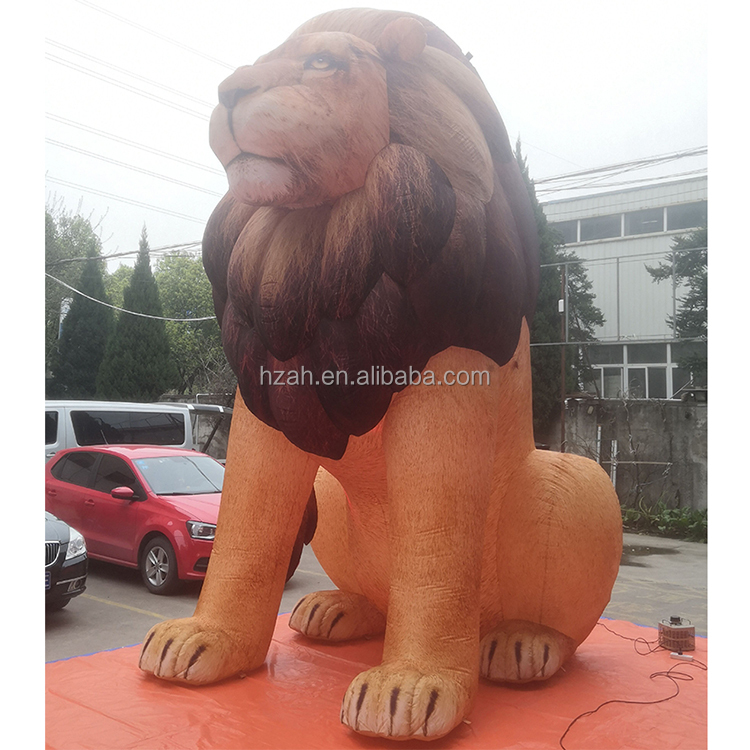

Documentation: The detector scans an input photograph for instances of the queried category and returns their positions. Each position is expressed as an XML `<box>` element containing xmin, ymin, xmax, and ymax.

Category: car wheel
<box><xmin>140</xmin><ymin>536</ymin><xmax>180</xmax><ymax>595</ymax></box>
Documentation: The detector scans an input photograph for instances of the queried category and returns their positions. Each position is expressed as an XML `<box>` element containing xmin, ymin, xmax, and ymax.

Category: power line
<box><xmin>45</xmin><ymin>177</ymin><xmax>208</xmax><ymax>223</ymax></box>
<box><xmin>534</xmin><ymin>149</ymin><xmax>707</xmax><ymax>196</ymax></box>
<box><xmin>537</xmin><ymin>162</ymin><xmax>698</xmax><ymax>196</ymax></box>
<box><xmin>46</xmin><ymin>241</ymin><xmax>203</xmax><ymax>269</ymax></box>
<box><xmin>46</xmin><ymin>272</ymin><xmax>216</xmax><ymax>322</ymax></box>
<box><xmin>536</xmin><ymin>168</ymin><xmax>707</xmax><ymax>196</ymax></box>
<box><xmin>46</xmin><ymin>39</ymin><xmax>215</xmax><ymax>108</ymax></box>
<box><xmin>534</xmin><ymin>147</ymin><xmax>707</xmax><ymax>186</ymax></box>
<box><xmin>520</xmin><ymin>140</ymin><xmax>585</xmax><ymax>170</ymax></box>
<box><xmin>72</xmin><ymin>0</ymin><xmax>235</xmax><ymax>70</ymax></box>
<box><xmin>46</xmin><ymin>53</ymin><xmax>210</xmax><ymax>120</ymax></box>
<box><xmin>46</xmin><ymin>138</ymin><xmax>223</xmax><ymax>197</ymax></box>
<box><xmin>46</xmin><ymin>114</ymin><xmax>224</xmax><ymax>176</ymax></box>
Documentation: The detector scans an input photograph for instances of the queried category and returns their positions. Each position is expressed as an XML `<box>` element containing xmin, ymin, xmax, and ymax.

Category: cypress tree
<box><xmin>97</xmin><ymin>227</ymin><xmax>179</xmax><ymax>401</ymax></box>
<box><xmin>52</xmin><ymin>251</ymin><xmax>113</xmax><ymax>397</ymax></box>
<box><xmin>515</xmin><ymin>141</ymin><xmax>564</xmax><ymax>437</ymax></box>
<box><xmin>646</xmin><ymin>225</ymin><xmax>707</xmax><ymax>386</ymax></box>
<box><xmin>514</xmin><ymin>141</ymin><xmax>604</xmax><ymax>439</ymax></box>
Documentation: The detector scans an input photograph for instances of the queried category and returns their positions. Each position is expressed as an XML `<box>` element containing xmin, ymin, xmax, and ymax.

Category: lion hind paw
<box><xmin>288</xmin><ymin>590</ymin><xmax>385</xmax><ymax>642</ymax></box>
<box><xmin>480</xmin><ymin>620</ymin><xmax>575</xmax><ymax>683</ymax></box>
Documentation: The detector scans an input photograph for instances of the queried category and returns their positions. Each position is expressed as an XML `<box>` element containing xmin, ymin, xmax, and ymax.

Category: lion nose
<box><xmin>218</xmin><ymin>86</ymin><xmax>260</xmax><ymax>110</ymax></box>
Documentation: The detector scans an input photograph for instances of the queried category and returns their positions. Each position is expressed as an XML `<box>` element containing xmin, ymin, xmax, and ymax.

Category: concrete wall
<box><xmin>564</xmin><ymin>397</ymin><xmax>707</xmax><ymax>511</ymax></box>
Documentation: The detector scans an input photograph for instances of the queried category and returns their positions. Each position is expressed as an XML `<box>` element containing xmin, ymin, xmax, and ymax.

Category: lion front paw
<box><xmin>341</xmin><ymin>663</ymin><xmax>472</xmax><ymax>740</ymax></box>
<box><xmin>289</xmin><ymin>590</ymin><xmax>385</xmax><ymax>642</ymax></box>
<box><xmin>138</xmin><ymin>617</ymin><xmax>260</xmax><ymax>684</ymax></box>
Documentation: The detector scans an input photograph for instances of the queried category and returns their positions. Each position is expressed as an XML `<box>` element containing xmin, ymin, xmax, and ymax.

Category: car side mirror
<box><xmin>111</xmin><ymin>486</ymin><xmax>136</xmax><ymax>501</ymax></box>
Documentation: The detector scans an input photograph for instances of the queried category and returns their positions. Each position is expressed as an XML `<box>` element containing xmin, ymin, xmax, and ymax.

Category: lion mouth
<box><xmin>225</xmin><ymin>152</ymin><xmax>299</xmax><ymax>207</ymax></box>
<box><xmin>227</xmin><ymin>152</ymin><xmax>288</xmax><ymax>169</ymax></box>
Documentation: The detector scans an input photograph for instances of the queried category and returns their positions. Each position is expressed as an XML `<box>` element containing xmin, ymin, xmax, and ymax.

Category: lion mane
<box><xmin>202</xmin><ymin>8</ymin><xmax>539</xmax><ymax>459</ymax></box>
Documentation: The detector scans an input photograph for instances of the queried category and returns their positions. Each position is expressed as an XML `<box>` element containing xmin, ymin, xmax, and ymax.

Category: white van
<box><xmin>45</xmin><ymin>401</ymin><xmax>232</xmax><ymax>463</ymax></box>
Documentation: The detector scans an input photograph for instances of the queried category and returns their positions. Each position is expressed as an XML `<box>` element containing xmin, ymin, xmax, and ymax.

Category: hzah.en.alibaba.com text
<box><xmin>259</xmin><ymin>366</ymin><xmax>491</xmax><ymax>387</ymax></box>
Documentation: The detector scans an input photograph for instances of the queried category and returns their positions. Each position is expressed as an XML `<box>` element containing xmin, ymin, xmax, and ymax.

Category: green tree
<box><xmin>154</xmin><ymin>253</ymin><xmax>227</xmax><ymax>395</ymax></box>
<box><xmin>646</xmin><ymin>225</ymin><xmax>707</xmax><ymax>386</ymax></box>
<box><xmin>97</xmin><ymin>228</ymin><xmax>179</xmax><ymax>400</ymax></box>
<box><xmin>51</xmin><ymin>249</ymin><xmax>113</xmax><ymax>398</ymax></box>
<box><xmin>104</xmin><ymin>265</ymin><xmax>134</xmax><ymax>310</ymax></box>
<box><xmin>45</xmin><ymin>206</ymin><xmax>95</xmax><ymax>378</ymax></box>
<box><xmin>515</xmin><ymin>141</ymin><xmax>605</xmax><ymax>437</ymax></box>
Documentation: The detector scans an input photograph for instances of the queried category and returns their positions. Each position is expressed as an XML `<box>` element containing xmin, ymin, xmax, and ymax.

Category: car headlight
<box><xmin>186</xmin><ymin>521</ymin><xmax>216</xmax><ymax>540</ymax></box>
<box><xmin>65</xmin><ymin>528</ymin><xmax>86</xmax><ymax>560</ymax></box>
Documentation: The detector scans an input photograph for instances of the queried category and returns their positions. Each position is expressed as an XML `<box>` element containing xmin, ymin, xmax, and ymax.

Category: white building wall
<box><xmin>543</xmin><ymin>177</ymin><xmax>707</xmax><ymax>222</ymax></box>
<box><xmin>540</xmin><ymin>176</ymin><xmax>707</xmax><ymax>399</ymax></box>
<box><xmin>542</xmin><ymin>176</ymin><xmax>706</xmax><ymax>342</ymax></box>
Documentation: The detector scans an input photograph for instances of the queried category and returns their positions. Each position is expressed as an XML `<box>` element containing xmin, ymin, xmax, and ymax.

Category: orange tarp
<box><xmin>46</xmin><ymin>615</ymin><xmax>707</xmax><ymax>749</ymax></box>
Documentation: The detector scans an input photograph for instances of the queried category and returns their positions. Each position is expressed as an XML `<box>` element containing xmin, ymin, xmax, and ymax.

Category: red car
<box><xmin>45</xmin><ymin>445</ymin><xmax>223</xmax><ymax>594</ymax></box>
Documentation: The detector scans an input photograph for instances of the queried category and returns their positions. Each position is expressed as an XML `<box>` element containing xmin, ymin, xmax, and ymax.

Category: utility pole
<box><xmin>559</xmin><ymin>264</ymin><xmax>566</xmax><ymax>453</ymax></box>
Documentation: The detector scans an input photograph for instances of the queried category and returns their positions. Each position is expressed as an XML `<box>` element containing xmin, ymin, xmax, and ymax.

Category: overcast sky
<box><xmin>42</xmin><ymin>0</ymin><xmax>707</xmax><ymax>271</ymax></box>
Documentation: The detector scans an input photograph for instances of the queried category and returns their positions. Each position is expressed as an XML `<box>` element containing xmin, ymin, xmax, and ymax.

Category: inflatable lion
<box><xmin>139</xmin><ymin>8</ymin><xmax>622</xmax><ymax>741</ymax></box>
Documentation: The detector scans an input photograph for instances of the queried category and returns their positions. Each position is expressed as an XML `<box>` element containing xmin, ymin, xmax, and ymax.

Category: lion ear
<box><xmin>376</xmin><ymin>17</ymin><xmax>427</xmax><ymax>62</ymax></box>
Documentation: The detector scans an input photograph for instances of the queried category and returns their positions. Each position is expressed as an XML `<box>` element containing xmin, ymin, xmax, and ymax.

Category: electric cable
<box><xmin>45</xmin><ymin>241</ymin><xmax>203</xmax><ymax>269</ymax></box>
<box><xmin>45</xmin><ymin>177</ymin><xmax>208</xmax><ymax>223</ymax></box>
<box><xmin>46</xmin><ymin>138</ymin><xmax>223</xmax><ymax>197</ymax></box>
<box><xmin>72</xmin><ymin>0</ymin><xmax>235</xmax><ymax>70</ymax></box>
<box><xmin>558</xmin><ymin>620</ymin><xmax>707</xmax><ymax>750</ymax></box>
<box><xmin>46</xmin><ymin>53</ymin><xmax>210</xmax><ymax>120</ymax></box>
<box><xmin>46</xmin><ymin>114</ymin><xmax>224</xmax><ymax>176</ymax></box>
<box><xmin>45</xmin><ymin>271</ymin><xmax>216</xmax><ymax>322</ymax></box>
<box><xmin>46</xmin><ymin>39</ymin><xmax>215</xmax><ymax>108</ymax></box>
<box><xmin>536</xmin><ymin>148</ymin><xmax>707</xmax><ymax>185</ymax></box>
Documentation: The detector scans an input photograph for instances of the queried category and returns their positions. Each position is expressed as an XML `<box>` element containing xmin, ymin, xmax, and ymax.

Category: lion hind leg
<box><xmin>479</xmin><ymin>620</ymin><xmax>575</xmax><ymax>683</ymax></box>
<box><xmin>289</xmin><ymin>590</ymin><xmax>385</xmax><ymax>642</ymax></box>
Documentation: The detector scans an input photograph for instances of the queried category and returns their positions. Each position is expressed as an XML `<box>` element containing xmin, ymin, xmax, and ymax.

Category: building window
<box><xmin>648</xmin><ymin>368</ymin><xmax>668</xmax><ymax>399</ymax></box>
<box><xmin>628</xmin><ymin>343</ymin><xmax>667</xmax><ymax>364</ymax></box>
<box><xmin>624</xmin><ymin>207</ymin><xmax>664</xmax><ymax>236</ymax></box>
<box><xmin>581</xmin><ymin>343</ymin><xmax>695</xmax><ymax>399</ymax></box>
<box><xmin>626</xmin><ymin>367</ymin><xmax>647</xmax><ymax>398</ymax></box>
<box><xmin>587</xmin><ymin>344</ymin><xmax>623</xmax><ymax>365</ymax></box>
<box><xmin>550</xmin><ymin>220</ymin><xmax>578</xmax><ymax>244</ymax></box>
<box><xmin>580</xmin><ymin>214</ymin><xmax>621</xmax><ymax>241</ymax></box>
<box><xmin>603</xmin><ymin>367</ymin><xmax>623</xmax><ymax>397</ymax></box>
<box><xmin>672</xmin><ymin>367</ymin><xmax>692</xmax><ymax>395</ymax></box>
<box><xmin>667</xmin><ymin>201</ymin><xmax>707</xmax><ymax>231</ymax></box>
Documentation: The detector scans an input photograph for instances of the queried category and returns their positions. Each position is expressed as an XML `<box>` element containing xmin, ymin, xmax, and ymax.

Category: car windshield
<box><xmin>132</xmin><ymin>455</ymin><xmax>224</xmax><ymax>496</ymax></box>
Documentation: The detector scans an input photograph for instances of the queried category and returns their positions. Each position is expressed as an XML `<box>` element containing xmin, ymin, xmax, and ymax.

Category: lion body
<box><xmin>311</xmin><ymin>326</ymin><xmax>622</xmax><ymax>649</ymax></box>
<box><xmin>140</xmin><ymin>9</ymin><xmax>622</xmax><ymax>741</ymax></box>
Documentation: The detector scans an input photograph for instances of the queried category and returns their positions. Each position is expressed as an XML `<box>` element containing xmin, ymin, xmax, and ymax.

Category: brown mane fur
<box><xmin>202</xmin><ymin>8</ymin><xmax>540</xmax><ymax>458</ymax></box>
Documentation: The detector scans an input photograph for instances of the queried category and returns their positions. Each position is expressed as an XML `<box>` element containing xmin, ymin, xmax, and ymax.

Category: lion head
<box><xmin>209</xmin><ymin>30</ymin><xmax>390</xmax><ymax>209</ymax></box>
<box><xmin>203</xmin><ymin>9</ymin><xmax>540</xmax><ymax>459</ymax></box>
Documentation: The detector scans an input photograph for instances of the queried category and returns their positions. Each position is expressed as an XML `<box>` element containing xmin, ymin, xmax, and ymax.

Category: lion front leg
<box><xmin>139</xmin><ymin>390</ymin><xmax>318</xmax><ymax>684</ymax></box>
<box><xmin>340</xmin><ymin>349</ymin><xmax>500</xmax><ymax>740</ymax></box>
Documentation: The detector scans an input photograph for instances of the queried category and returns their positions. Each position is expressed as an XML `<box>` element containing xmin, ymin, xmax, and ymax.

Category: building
<box><xmin>541</xmin><ymin>175</ymin><xmax>707</xmax><ymax>400</ymax></box>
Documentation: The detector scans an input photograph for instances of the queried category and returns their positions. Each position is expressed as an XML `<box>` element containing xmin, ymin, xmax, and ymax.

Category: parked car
<box><xmin>46</xmin><ymin>511</ymin><xmax>88</xmax><ymax>611</ymax></box>
<box><xmin>45</xmin><ymin>400</ymin><xmax>232</xmax><ymax>464</ymax></box>
<box><xmin>45</xmin><ymin>445</ymin><xmax>224</xmax><ymax>595</ymax></box>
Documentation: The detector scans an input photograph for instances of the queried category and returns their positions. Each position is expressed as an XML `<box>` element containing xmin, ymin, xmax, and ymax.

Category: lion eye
<box><xmin>305</xmin><ymin>54</ymin><xmax>336</xmax><ymax>71</ymax></box>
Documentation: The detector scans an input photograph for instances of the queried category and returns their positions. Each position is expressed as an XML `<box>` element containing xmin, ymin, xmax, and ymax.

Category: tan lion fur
<box><xmin>140</xmin><ymin>9</ymin><xmax>622</xmax><ymax>742</ymax></box>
